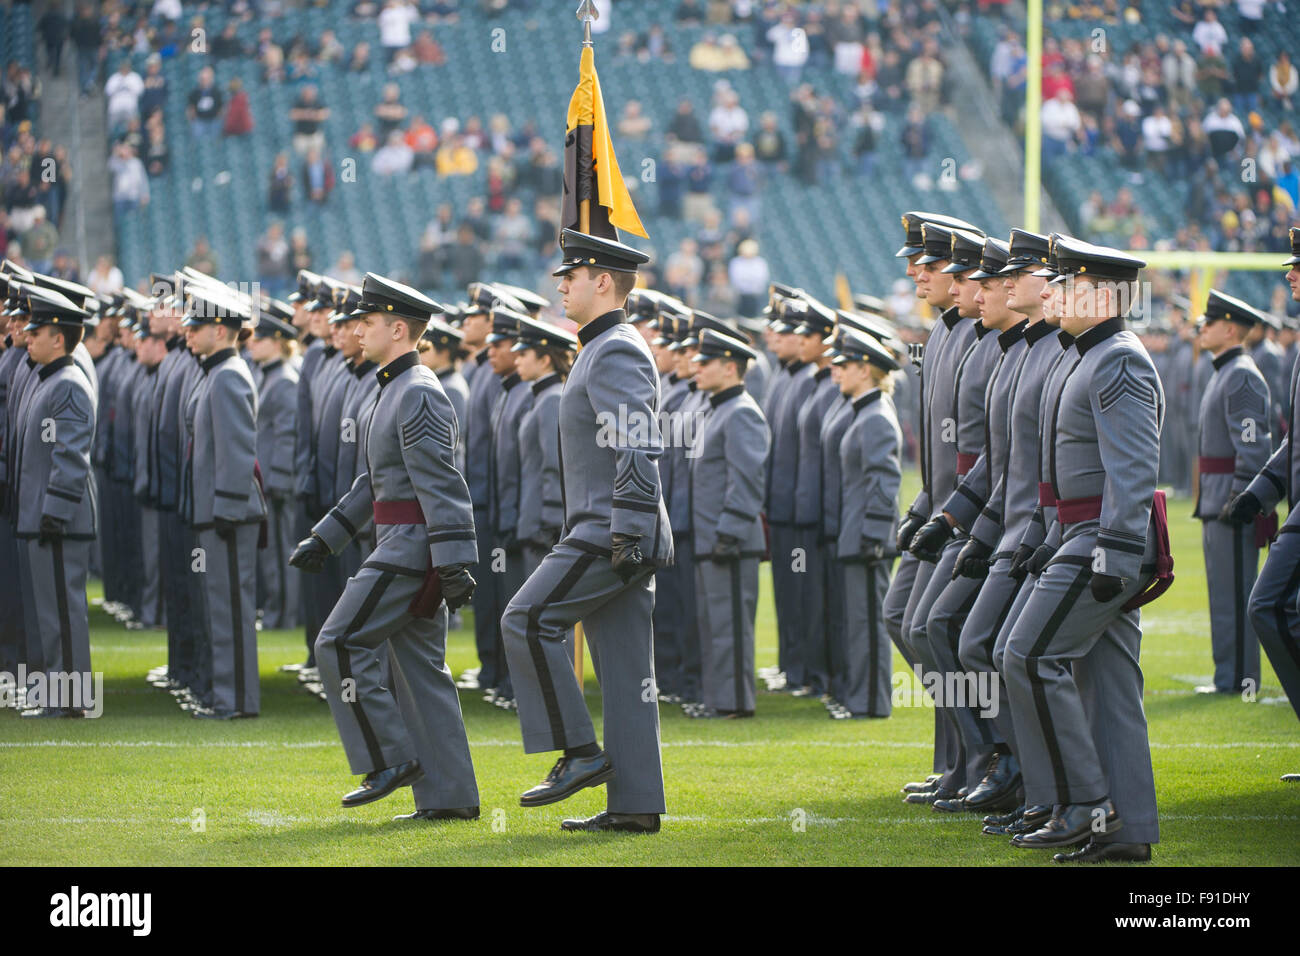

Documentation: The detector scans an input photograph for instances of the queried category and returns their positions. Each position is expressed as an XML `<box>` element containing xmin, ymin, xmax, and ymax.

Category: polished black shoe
<box><xmin>932</xmin><ymin>795</ymin><xmax>971</xmax><ymax>813</ymax></box>
<box><xmin>393</xmin><ymin>806</ymin><xmax>479</xmax><ymax>821</ymax></box>
<box><xmin>520</xmin><ymin>752</ymin><xmax>615</xmax><ymax>807</ymax></box>
<box><xmin>963</xmin><ymin>752</ymin><xmax>1022</xmax><ymax>811</ymax></box>
<box><xmin>903</xmin><ymin>786</ymin><xmax>958</xmax><ymax>805</ymax></box>
<box><xmin>19</xmin><ymin>706</ymin><xmax>65</xmax><ymax>718</ymax></box>
<box><xmin>192</xmin><ymin>707</ymin><xmax>242</xmax><ymax>720</ymax></box>
<box><xmin>559</xmin><ymin>810</ymin><xmax>660</xmax><ymax>833</ymax></box>
<box><xmin>687</xmin><ymin>707</ymin><xmax>754</xmax><ymax>719</ymax></box>
<box><xmin>1053</xmin><ymin>839</ymin><xmax>1151</xmax><ymax>863</ymax></box>
<box><xmin>1282</xmin><ymin>773</ymin><xmax>1299</xmax><ymax>783</ymax></box>
<box><xmin>1004</xmin><ymin>804</ymin><xmax>1053</xmax><ymax>835</ymax></box>
<box><xmin>342</xmin><ymin>760</ymin><xmax>424</xmax><ymax>807</ymax></box>
<box><xmin>983</xmin><ymin>805</ymin><xmax>1024</xmax><ymax>828</ymax></box>
<box><xmin>901</xmin><ymin>774</ymin><xmax>942</xmax><ymax>794</ymax></box>
<box><xmin>1012</xmin><ymin>801</ymin><xmax>1121</xmax><ymax>849</ymax></box>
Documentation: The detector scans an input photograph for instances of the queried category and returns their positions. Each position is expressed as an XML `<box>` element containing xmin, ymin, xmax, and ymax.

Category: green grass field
<box><xmin>2</xmin><ymin>477</ymin><xmax>1298</xmax><ymax>866</ymax></box>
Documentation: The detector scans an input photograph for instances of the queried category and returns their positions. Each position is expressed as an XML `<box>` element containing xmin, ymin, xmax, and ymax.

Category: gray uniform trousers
<box><xmin>315</xmin><ymin>568</ymin><xmax>479</xmax><ymax>809</ymax></box>
<box><xmin>1203</xmin><ymin>520</ymin><xmax>1262</xmax><ymax>693</ymax></box>
<box><xmin>887</xmin><ymin>552</ymin><xmax>954</xmax><ymax>774</ymax></box>
<box><xmin>669</xmin><ymin>534</ymin><xmax>700</xmax><ymax>701</ymax></box>
<box><xmin>1248</xmin><ymin>515</ymin><xmax>1300</xmax><ymax>721</ymax></box>
<box><xmin>840</xmin><ymin>557</ymin><xmax>893</xmax><ymax>716</ymax></box>
<box><xmin>958</xmin><ymin>558</ymin><xmax>1025</xmax><ymax>755</ymax></box>
<box><xmin>27</xmin><ymin>537</ymin><xmax>92</xmax><ymax>701</ymax></box>
<box><xmin>502</xmin><ymin>545</ymin><xmax>665</xmax><ymax>814</ymax></box>
<box><xmin>137</xmin><ymin>506</ymin><xmax>165</xmax><ymax>627</ymax></box>
<box><xmin>194</xmin><ymin>525</ymin><xmax>260</xmax><ymax>714</ymax></box>
<box><xmin>695</xmin><ymin>556</ymin><xmax>759</xmax><ymax>713</ymax></box>
<box><xmin>822</xmin><ymin>541</ymin><xmax>848</xmax><ymax>702</ymax></box>
<box><xmin>259</xmin><ymin>496</ymin><xmax>299</xmax><ymax>630</ymax></box>
<box><xmin>469</xmin><ymin>504</ymin><xmax>502</xmax><ymax>685</ymax></box>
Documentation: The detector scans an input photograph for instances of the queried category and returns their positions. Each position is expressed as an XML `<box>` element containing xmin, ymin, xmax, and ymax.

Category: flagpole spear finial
<box><xmin>576</xmin><ymin>0</ymin><xmax>597</xmax><ymax>47</ymax></box>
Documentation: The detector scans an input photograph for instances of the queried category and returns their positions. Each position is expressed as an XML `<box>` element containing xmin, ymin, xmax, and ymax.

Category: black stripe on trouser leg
<box><xmin>1025</xmin><ymin>566</ymin><xmax>1092</xmax><ymax>805</ymax></box>
<box><xmin>336</xmin><ymin>570</ymin><xmax>396</xmax><ymax>770</ymax></box>
<box><xmin>226</xmin><ymin>536</ymin><xmax>245</xmax><ymax>712</ymax></box>
<box><xmin>274</xmin><ymin>503</ymin><xmax>286</xmax><ymax>626</ymax></box>
<box><xmin>526</xmin><ymin>554</ymin><xmax>597</xmax><ymax>750</ymax></box>
<box><xmin>729</xmin><ymin>560</ymin><xmax>745</xmax><ymax>712</ymax></box>
<box><xmin>946</xmin><ymin>584</ymin><xmax>992</xmax><ymax>746</ymax></box>
<box><xmin>1269</xmin><ymin>557</ymin><xmax>1300</xmax><ymax>675</ymax></box>
<box><xmin>53</xmin><ymin>538</ymin><xmax>72</xmax><ymax>679</ymax></box>
<box><xmin>867</xmin><ymin>566</ymin><xmax>878</xmax><ymax>716</ymax></box>
<box><xmin>1232</xmin><ymin>524</ymin><xmax>1244</xmax><ymax>691</ymax></box>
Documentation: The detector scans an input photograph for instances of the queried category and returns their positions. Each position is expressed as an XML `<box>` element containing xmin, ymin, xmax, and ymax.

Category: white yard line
<box><xmin>1</xmin><ymin>738</ymin><xmax>1296</xmax><ymax>750</ymax></box>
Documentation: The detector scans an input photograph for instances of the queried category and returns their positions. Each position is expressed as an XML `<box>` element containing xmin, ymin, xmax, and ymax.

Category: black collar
<box><xmin>376</xmin><ymin>350</ymin><xmax>419</xmax><ymax>388</ymax></box>
<box><xmin>302</xmin><ymin>333</ymin><xmax>317</xmax><ymax>346</ymax></box>
<box><xmin>201</xmin><ymin>347</ymin><xmax>236</xmax><ymax>373</ymax></box>
<box><xmin>998</xmin><ymin>320</ymin><xmax>1029</xmax><ymax>352</ymax></box>
<box><xmin>785</xmin><ymin>359</ymin><xmax>808</xmax><ymax>375</ymax></box>
<box><xmin>474</xmin><ymin>347</ymin><xmax>490</xmax><ymax>365</ymax></box>
<box><xmin>145</xmin><ymin>362</ymin><xmax>160</xmax><ymax>375</ymax></box>
<box><xmin>1212</xmin><ymin>345</ymin><xmax>1244</xmax><ymax>370</ymax></box>
<box><xmin>323</xmin><ymin>345</ymin><xmax>338</xmax><ymax>358</ymax></box>
<box><xmin>577</xmin><ymin>309</ymin><xmax>625</xmax><ymax>346</ymax></box>
<box><xmin>25</xmin><ymin>356</ymin><xmax>36</xmax><ymax>370</ymax></box>
<box><xmin>501</xmin><ymin>371</ymin><xmax>521</xmax><ymax>391</ymax></box>
<box><xmin>435</xmin><ymin>366</ymin><xmax>457</xmax><ymax>380</ymax></box>
<box><xmin>687</xmin><ymin>380</ymin><xmax>698</xmax><ymax>392</ymax></box>
<box><xmin>814</xmin><ymin>365</ymin><xmax>831</xmax><ymax>381</ymax></box>
<box><xmin>852</xmin><ymin>388</ymin><xmax>883</xmax><ymax>411</ymax></box>
<box><xmin>973</xmin><ymin>318</ymin><xmax>992</xmax><ymax>339</ymax></box>
<box><xmin>167</xmin><ymin>335</ymin><xmax>183</xmax><ymax>351</ymax></box>
<box><xmin>37</xmin><ymin>353</ymin><xmax>74</xmax><ymax>380</ymax></box>
<box><xmin>1057</xmin><ymin>330</ymin><xmax>1075</xmax><ymax>348</ymax></box>
<box><xmin>261</xmin><ymin>359</ymin><xmax>283</xmax><ymax>374</ymax></box>
<box><xmin>1074</xmin><ymin>317</ymin><xmax>1125</xmax><ymax>355</ymax></box>
<box><xmin>709</xmin><ymin>383</ymin><xmax>745</xmax><ymax>407</ymax></box>
<box><xmin>1024</xmin><ymin>319</ymin><xmax>1056</xmax><ymax>346</ymax></box>
<box><xmin>940</xmin><ymin>306</ymin><xmax>962</xmax><ymax>330</ymax></box>
<box><xmin>352</xmin><ymin>359</ymin><xmax>376</xmax><ymax>379</ymax></box>
<box><xmin>667</xmin><ymin>371</ymin><xmax>680</xmax><ymax>384</ymax></box>
<box><xmin>531</xmin><ymin>372</ymin><xmax>562</xmax><ymax>395</ymax></box>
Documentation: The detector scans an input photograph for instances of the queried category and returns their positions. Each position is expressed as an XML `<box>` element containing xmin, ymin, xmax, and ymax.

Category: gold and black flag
<box><xmin>562</xmin><ymin>45</ymin><xmax>647</xmax><ymax>240</ymax></box>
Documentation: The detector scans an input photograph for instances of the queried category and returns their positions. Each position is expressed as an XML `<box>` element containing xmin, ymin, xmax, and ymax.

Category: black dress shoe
<box><xmin>393</xmin><ymin>806</ymin><xmax>480</xmax><ymax>821</ymax></box>
<box><xmin>342</xmin><ymin>760</ymin><xmax>424</xmax><ymax>807</ymax></box>
<box><xmin>1012</xmin><ymin>801</ymin><xmax>1121</xmax><ymax>848</ymax></box>
<box><xmin>192</xmin><ymin>707</ymin><xmax>239</xmax><ymax>720</ymax></box>
<box><xmin>1053</xmin><ymin>839</ymin><xmax>1151</xmax><ymax>863</ymax></box>
<box><xmin>1282</xmin><ymin>773</ymin><xmax>1299</xmax><ymax>783</ymax></box>
<box><xmin>901</xmin><ymin>774</ymin><xmax>942</xmax><ymax>793</ymax></box>
<box><xmin>963</xmin><ymin>752</ymin><xmax>1022</xmax><ymax>811</ymax></box>
<box><xmin>932</xmin><ymin>795</ymin><xmax>971</xmax><ymax>813</ymax></box>
<box><xmin>983</xmin><ymin>805</ymin><xmax>1024</xmax><ymax>828</ymax></box>
<box><xmin>687</xmin><ymin>707</ymin><xmax>754</xmax><ymax>719</ymax></box>
<box><xmin>903</xmin><ymin>786</ymin><xmax>958</xmax><ymax>805</ymax></box>
<box><xmin>1004</xmin><ymin>804</ymin><xmax>1053</xmax><ymax>835</ymax></box>
<box><xmin>559</xmin><ymin>810</ymin><xmax>660</xmax><ymax>833</ymax></box>
<box><xmin>520</xmin><ymin>752</ymin><xmax>615</xmax><ymax>807</ymax></box>
<box><xmin>19</xmin><ymin>706</ymin><xmax>65</xmax><ymax>718</ymax></box>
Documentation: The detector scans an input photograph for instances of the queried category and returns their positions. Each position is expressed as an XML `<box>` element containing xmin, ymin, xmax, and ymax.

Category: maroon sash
<box><xmin>1122</xmin><ymin>490</ymin><xmax>1174</xmax><ymax>611</ymax></box>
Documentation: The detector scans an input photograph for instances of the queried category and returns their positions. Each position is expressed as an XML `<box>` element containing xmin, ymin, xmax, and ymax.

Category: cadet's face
<box><xmin>905</xmin><ymin>253</ymin><xmax>922</xmax><ymax>284</ymax></box>
<box><xmin>27</xmin><ymin>325</ymin><xmax>60</xmax><ymax>364</ymax></box>
<box><xmin>1040</xmin><ymin>280</ymin><xmax>1062</xmax><ymax>324</ymax></box>
<box><xmin>1008</xmin><ymin>270</ymin><xmax>1046</xmax><ymax>313</ymax></box>
<box><xmin>357</xmin><ymin>312</ymin><xmax>406</xmax><ymax>364</ymax></box>
<box><xmin>633</xmin><ymin>321</ymin><xmax>656</xmax><ymax>347</ymax></box>
<box><xmin>774</xmin><ymin>331</ymin><xmax>800</xmax><ymax>361</ymax></box>
<box><xmin>1288</xmin><ymin>266</ymin><xmax>1299</xmax><ymax>301</ymax></box>
<box><xmin>918</xmin><ymin>261</ymin><xmax>953</xmax><ymax>307</ymax></box>
<box><xmin>514</xmin><ymin>346</ymin><xmax>545</xmax><ymax>381</ymax></box>
<box><xmin>1059</xmin><ymin>277</ymin><xmax>1109</xmax><ymax>336</ymax></box>
<box><xmin>308</xmin><ymin>307</ymin><xmax>331</xmax><ymax>339</ymax></box>
<box><xmin>693</xmin><ymin>355</ymin><xmax>724</xmax><ymax>391</ymax></box>
<box><xmin>185</xmin><ymin>322</ymin><xmax>223</xmax><ymax>357</ymax></box>
<box><xmin>829</xmin><ymin>363</ymin><xmax>843</xmax><ymax>387</ymax></box>
<box><xmin>652</xmin><ymin>342</ymin><xmax>675</xmax><ymax>374</ymax></box>
<box><xmin>837</xmin><ymin>359</ymin><xmax>869</xmax><ymax>396</ymax></box>
<box><xmin>557</xmin><ymin>267</ymin><xmax>598</xmax><ymax>323</ymax></box>
<box><xmin>249</xmin><ymin>335</ymin><xmax>278</xmax><ymax>363</ymax></box>
<box><xmin>487</xmin><ymin>338</ymin><xmax>516</xmax><ymax>375</ymax></box>
<box><xmin>461</xmin><ymin>311</ymin><xmax>490</xmax><ymax>347</ymax></box>
<box><xmin>950</xmin><ymin>274</ymin><xmax>981</xmax><ymax>318</ymax></box>
<box><xmin>675</xmin><ymin>346</ymin><xmax>697</xmax><ymax>378</ymax></box>
<box><xmin>338</xmin><ymin>319</ymin><xmax>363</xmax><ymax>359</ymax></box>
<box><xmin>798</xmin><ymin>331</ymin><xmax>826</xmax><ymax>364</ymax></box>
<box><xmin>1197</xmin><ymin>317</ymin><xmax>1240</xmax><ymax>353</ymax></box>
<box><xmin>291</xmin><ymin>302</ymin><xmax>310</xmax><ymax>330</ymax></box>
<box><xmin>976</xmin><ymin>277</ymin><xmax>1013</xmax><ymax>330</ymax></box>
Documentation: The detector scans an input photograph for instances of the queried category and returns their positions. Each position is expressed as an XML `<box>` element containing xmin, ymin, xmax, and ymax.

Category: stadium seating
<box><xmin>1</xmin><ymin>5</ymin><xmax>35</xmax><ymax>71</ymax></box>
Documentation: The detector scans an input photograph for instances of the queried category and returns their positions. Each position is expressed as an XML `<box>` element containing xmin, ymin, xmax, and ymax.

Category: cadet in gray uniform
<box><xmin>1002</xmin><ymin>238</ymin><xmax>1168</xmax><ymax>863</ymax></box>
<box><xmin>1248</xmin><ymin>318</ymin><xmax>1286</xmax><ymax>448</ymax></box>
<box><xmin>501</xmin><ymin>229</ymin><xmax>670</xmax><ymax>834</ymax></box>
<box><xmin>1192</xmin><ymin>290</ymin><xmax>1272</xmax><ymax>696</ymax></box>
<box><xmin>290</xmin><ymin>272</ymin><xmax>480</xmax><ymax>819</ymax></box>
<box><xmin>419</xmin><ymin>319</ymin><xmax>469</xmax><ymax>478</ymax></box>
<box><xmin>129</xmin><ymin>294</ymin><xmax>168</xmax><ymax>630</ymax></box>
<box><xmin>1226</xmin><ymin>226</ymin><xmax>1300</xmax><ymax>784</ymax></box>
<box><xmin>688</xmin><ymin>329</ymin><xmax>769</xmax><ymax>718</ymax></box>
<box><xmin>250</xmin><ymin>312</ymin><xmax>300</xmax><ymax>630</ymax></box>
<box><xmin>13</xmin><ymin>287</ymin><xmax>97</xmax><ymax>717</ymax></box>
<box><xmin>834</xmin><ymin>329</ymin><xmax>903</xmax><ymax>719</ymax></box>
<box><xmin>182</xmin><ymin>286</ymin><xmax>265</xmax><ymax>719</ymax></box>
<box><xmin>332</xmin><ymin>288</ymin><xmax>379</xmax><ymax>581</ymax></box>
<box><xmin>0</xmin><ymin>298</ymin><xmax>27</xmax><ymax>675</ymax></box>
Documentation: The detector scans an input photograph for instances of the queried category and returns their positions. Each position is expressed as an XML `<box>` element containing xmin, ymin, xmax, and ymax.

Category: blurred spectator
<box><xmin>683</xmin><ymin>146</ymin><xmax>716</xmax><ymax>224</ymax></box>
<box><xmin>851</xmin><ymin>102</ymin><xmax>882</xmax><ymax>177</ymax></box>
<box><xmin>436</xmin><ymin>134</ymin><xmax>478</xmax><ymax>176</ymax></box>
<box><xmin>411</xmin><ymin>31</ymin><xmax>447</xmax><ymax>66</ymax></box>
<box><xmin>727</xmin><ymin>238</ymin><xmax>768</xmax><ymax>317</ymax></box>
<box><xmin>699</xmin><ymin>266</ymin><xmax>739</xmax><ymax>317</ymax></box>
<box><xmin>139</xmin><ymin>54</ymin><xmax>167</xmax><ymax>122</ymax></box>
<box><xmin>1163</xmin><ymin>40</ymin><xmax>1198</xmax><ymax>113</ymax></box>
<box><xmin>348</xmin><ymin>42</ymin><xmax>372</xmax><ymax>74</ymax></box>
<box><xmin>259</xmin><ymin>29</ymin><xmax>286</xmax><ymax>84</ymax></box>
<box><xmin>1192</xmin><ymin>9</ymin><xmax>1228</xmax><ymax>56</ymax></box>
<box><xmin>675</xmin><ymin>0</ymin><xmax>705</xmax><ymax>24</ymax></box>
<box><xmin>105</xmin><ymin>59</ymin><xmax>143</xmax><ymax>133</ymax></box>
<box><xmin>664</xmin><ymin>237</ymin><xmax>704</xmax><ymax>303</ymax></box>
<box><xmin>640</xmin><ymin>24</ymin><xmax>673</xmax><ymax>63</ymax></box>
<box><xmin>302</xmin><ymin>147</ymin><xmax>334</xmax><ymax>204</ymax></box>
<box><xmin>86</xmin><ymin>255</ymin><xmax>123</xmax><ymax>297</ymax></box>
<box><xmin>618</xmin><ymin>100</ymin><xmax>653</xmax><ymax>140</ymax></box>
<box><xmin>708</xmin><ymin>88</ymin><xmax>748</xmax><ymax>162</ymax></box>
<box><xmin>374</xmin><ymin>83</ymin><xmax>408</xmax><ymax>137</ymax></box>
<box><xmin>187</xmin><ymin>67</ymin><xmax>223</xmax><ymax>140</ymax></box>
<box><xmin>350</xmin><ymin>122</ymin><xmax>379</xmax><ymax>153</ymax></box>
<box><xmin>21</xmin><ymin>206</ymin><xmax>57</xmax><ymax>273</ymax></box>
<box><xmin>1074</xmin><ymin>55</ymin><xmax>1109</xmax><ymax>122</ymax></box>
<box><xmin>826</xmin><ymin>2</ymin><xmax>864</xmax><ymax>75</ymax></box>
<box><xmin>223</xmin><ymin>79</ymin><xmax>253</xmax><ymax>137</ymax></box>
<box><xmin>493</xmin><ymin>197</ymin><xmax>532</xmax><ymax>270</ymax></box>
<box><xmin>48</xmin><ymin>249</ymin><xmax>79</xmax><ymax>282</ymax></box>
<box><xmin>689</xmin><ymin>33</ymin><xmax>751</xmax><ymax>71</ymax></box>
<box><xmin>423</xmin><ymin>204</ymin><xmax>456</xmax><ymax>250</ymax></box>
<box><xmin>37</xmin><ymin>7</ymin><xmax>68</xmax><ymax>77</ymax></box>
<box><xmin>1270</xmin><ymin>52</ymin><xmax>1297</xmax><ymax>112</ymax></box>
<box><xmin>874</xmin><ymin>48</ymin><xmax>907</xmax><ymax>112</ymax></box>
<box><xmin>372</xmin><ymin>130</ymin><xmax>414</xmax><ymax>176</ymax></box>
<box><xmin>727</xmin><ymin>142</ymin><xmax>762</xmax><ymax>222</ymax></box>
<box><xmin>1204</xmin><ymin>98</ymin><xmax>1246</xmax><ymax>157</ymax></box>
<box><xmin>656</xmin><ymin>141</ymin><xmax>688</xmax><ymax>219</ymax></box>
<box><xmin>767</xmin><ymin>12</ymin><xmax>808</xmax><ymax>85</ymax></box>
<box><xmin>1232</xmin><ymin>38</ymin><xmax>1264</xmax><ymax>117</ymax></box>
<box><xmin>905</xmin><ymin>39</ymin><xmax>944</xmax><ymax>114</ymax></box>
<box><xmin>1197</xmin><ymin>43</ymin><xmax>1232</xmax><ymax>101</ymax></box>
<box><xmin>1040</xmin><ymin>88</ymin><xmax>1082</xmax><ymax>164</ymax></box>
<box><xmin>71</xmin><ymin>5</ymin><xmax>102</xmax><ymax>97</ymax></box>
<box><xmin>290</xmin><ymin>85</ymin><xmax>330</xmax><ymax>156</ymax></box>
<box><xmin>1141</xmin><ymin>104</ymin><xmax>1173</xmax><ymax>174</ymax></box>
<box><xmin>752</xmin><ymin>110</ymin><xmax>787</xmax><ymax>167</ymax></box>
<box><xmin>378</xmin><ymin>0</ymin><xmax>420</xmax><ymax>61</ymax></box>
<box><xmin>256</xmin><ymin>221</ymin><xmax>291</xmax><ymax>296</ymax></box>
<box><xmin>406</xmin><ymin>114</ymin><xmax>438</xmax><ymax>168</ymax></box>
<box><xmin>333</xmin><ymin>250</ymin><xmax>362</xmax><ymax>285</ymax></box>
<box><xmin>900</xmin><ymin>105</ymin><xmax>932</xmax><ymax>182</ymax></box>
<box><xmin>212</xmin><ymin>22</ymin><xmax>246</xmax><ymax>60</ymax></box>
<box><xmin>668</xmin><ymin>98</ymin><xmax>704</xmax><ymax>145</ymax></box>
<box><xmin>289</xmin><ymin>227</ymin><xmax>312</xmax><ymax>272</ymax></box>
<box><xmin>318</xmin><ymin>30</ymin><xmax>346</xmax><ymax>66</ymax></box>
<box><xmin>268</xmin><ymin>152</ymin><xmax>294</xmax><ymax>212</ymax></box>
<box><xmin>186</xmin><ymin>236</ymin><xmax>218</xmax><ymax>275</ymax></box>
<box><xmin>445</xmin><ymin>223</ymin><xmax>484</xmax><ymax>289</ymax></box>
<box><xmin>144</xmin><ymin>121</ymin><xmax>169</xmax><ymax>176</ymax></box>
<box><xmin>108</xmin><ymin>142</ymin><xmax>149</xmax><ymax>216</ymax></box>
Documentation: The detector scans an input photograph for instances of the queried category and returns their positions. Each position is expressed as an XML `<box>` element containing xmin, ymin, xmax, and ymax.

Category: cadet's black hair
<box><xmin>50</xmin><ymin>324</ymin><xmax>84</xmax><ymax>353</ymax></box>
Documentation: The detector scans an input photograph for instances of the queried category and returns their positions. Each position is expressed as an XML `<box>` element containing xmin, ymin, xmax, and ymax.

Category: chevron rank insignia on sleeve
<box><xmin>614</xmin><ymin>455</ymin><xmax>658</xmax><ymax>500</ymax></box>
<box><xmin>49</xmin><ymin>389</ymin><xmax>89</xmax><ymax>424</ymax></box>
<box><xmin>401</xmin><ymin>393</ymin><xmax>453</xmax><ymax>449</ymax></box>
<box><xmin>1097</xmin><ymin>358</ymin><xmax>1156</xmax><ymax>412</ymax></box>
<box><xmin>1227</xmin><ymin>377</ymin><xmax>1267</xmax><ymax>418</ymax></box>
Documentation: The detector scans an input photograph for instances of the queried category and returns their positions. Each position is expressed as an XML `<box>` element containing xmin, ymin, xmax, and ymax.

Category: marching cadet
<box><xmin>1002</xmin><ymin>238</ymin><xmax>1168</xmax><ymax>862</ymax></box>
<box><xmin>0</xmin><ymin>288</ymin><xmax>26</xmax><ymax>677</ymax></box>
<box><xmin>501</xmin><ymin>229</ymin><xmax>670</xmax><ymax>834</ymax></box>
<box><xmin>1191</xmin><ymin>290</ymin><xmax>1272</xmax><ymax>696</ymax></box>
<box><xmin>882</xmin><ymin>213</ymin><xmax>984</xmax><ymax>800</ymax></box>
<box><xmin>513</xmin><ymin>313</ymin><xmax>577</xmax><ymax>580</ymax></box>
<box><xmin>458</xmin><ymin>282</ymin><xmax>524</xmax><ymax>695</ymax></box>
<box><xmin>15</xmin><ymin>286</ymin><xmax>97</xmax><ymax>717</ymax></box>
<box><xmin>30</xmin><ymin>274</ymin><xmax>100</xmax><ymax>404</ymax></box>
<box><xmin>289</xmin><ymin>272</ymin><xmax>480</xmax><ymax>819</ymax></box>
<box><xmin>249</xmin><ymin>311</ymin><xmax>300</xmax><ymax>630</ymax></box>
<box><xmin>1226</xmin><ymin>225</ymin><xmax>1300</xmax><ymax>784</ymax></box>
<box><xmin>106</xmin><ymin>303</ymin><xmax>144</xmax><ymax>626</ymax></box>
<box><xmin>418</xmin><ymin>319</ymin><xmax>469</xmax><ymax>477</ymax></box>
<box><xmin>1247</xmin><ymin>314</ymin><xmax>1286</xmax><ymax>448</ymax></box>
<box><xmin>129</xmin><ymin>292</ymin><xmax>168</xmax><ymax>630</ymax></box>
<box><xmin>788</xmin><ymin>296</ymin><xmax>839</xmax><ymax>698</ymax></box>
<box><xmin>687</xmin><ymin>329</ymin><xmax>769</xmax><ymax>719</ymax></box>
<box><xmin>333</xmin><ymin>286</ymin><xmax>380</xmax><ymax>580</ymax></box>
<box><xmin>833</xmin><ymin>328</ymin><xmax>903</xmax><ymax>719</ymax></box>
<box><xmin>182</xmin><ymin>285</ymin><xmax>265</xmax><ymax>720</ymax></box>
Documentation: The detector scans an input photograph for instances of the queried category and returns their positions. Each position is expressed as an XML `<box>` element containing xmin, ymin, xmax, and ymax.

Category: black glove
<box><xmin>289</xmin><ymin>533</ymin><xmax>330</xmax><ymax>573</ymax></box>
<box><xmin>896</xmin><ymin>511</ymin><xmax>924</xmax><ymax>553</ymax></box>
<box><xmin>213</xmin><ymin>516</ymin><xmax>237</xmax><ymax>540</ymax></box>
<box><xmin>1007</xmin><ymin>543</ymin><xmax>1035</xmax><ymax>582</ymax></box>
<box><xmin>710</xmin><ymin>532</ymin><xmax>741</xmax><ymax>563</ymax></box>
<box><xmin>268</xmin><ymin>488</ymin><xmax>289</xmax><ymax>508</ymax></box>
<box><xmin>1090</xmin><ymin>572</ymin><xmax>1125</xmax><ymax>604</ymax></box>
<box><xmin>858</xmin><ymin>537</ymin><xmax>885</xmax><ymax>564</ymax></box>
<box><xmin>439</xmin><ymin>563</ymin><xmax>477</xmax><ymax>612</ymax></box>
<box><xmin>38</xmin><ymin>514</ymin><xmax>66</xmax><ymax>546</ymax></box>
<box><xmin>909</xmin><ymin>516</ymin><xmax>952</xmax><ymax>563</ymax></box>
<box><xmin>537</xmin><ymin>525</ymin><xmax>561</xmax><ymax>548</ymax></box>
<box><xmin>611</xmin><ymin>532</ymin><xmax>646</xmax><ymax>581</ymax></box>
<box><xmin>1024</xmin><ymin>543</ymin><xmax>1055</xmax><ymax>577</ymax></box>
<box><xmin>1223</xmin><ymin>491</ymin><xmax>1261</xmax><ymax>526</ymax></box>
<box><xmin>952</xmin><ymin>537</ymin><xmax>992</xmax><ymax>580</ymax></box>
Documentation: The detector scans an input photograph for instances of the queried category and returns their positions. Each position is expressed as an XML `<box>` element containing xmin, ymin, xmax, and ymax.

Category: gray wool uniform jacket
<box><xmin>336</xmin><ymin>359</ymin><xmax>379</xmax><ymax>503</ymax></box>
<box><xmin>689</xmin><ymin>384</ymin><xmax>769</xmax><ymax>558</ymax></box>
<box><xmin>435</xmin><ymin>366</ymin><xmax>469</xmax><ymax>477</ymax></box>
<box><xmin>131</xmin><ymin>364</ymin><xmax>161</xmax><ymax>504</ymax></box>
<box><xmin>793</xmin><ymin>367</ymin><xmax>842</xmax><ymax>529</ymax></box>
<box><xmin>488</xmin><ymin>372</ymin><xmax>533</xmax><ymax>544</ymax></box>
<box><xmin>1194</xmin><ymin>346</ymin><xmax>1271</xmax><ymax>519</ymax></box>
<box><xmin>465</xmin><ymin>349</ymin><xmax>503</xmax><ymax>512</ymax></box>
<box><xmin>15</xmin><ymin>355</ymin><xmax>98</xmax><ymax>540</ymax></box>
<box><xmin>667</xmin><ymin>382</ymin><xmax>706</xmax><ymax>537</ymax></box>
<box><xmin>1018</xmin><ymin>330</ymin><xmax>1080</xmax><ymax>556</ymax></box>
<box><xmin>1244</xmin><ymin>350</ymin><xmax>1300</xmax><ymax>513</ymax></box>
<box><xmin>256</xmin><ymin>359</ymin><xmax>299</xmax><ymax>499</ymax></box>
<box><xmin>517</xmin><ymin>374</ymin><xmax>564</xmax><ymax>546</ymax></box>
<box><xmin>908</xmin><ymin>308</ymin><xmax>980</xmax><ymax>523</ymax></box>
<box><xmin>560</xmin><ymin>310</ymin><xmax>672</xmax><ymax>565</ymax></box>
<box><xmin>184</xmin><ymin>348</ymin><xmax>265</xmax><ymax>530</ymax></box>
<box><xmin>314</xmin><ymin>352</ymin><xmax>478</xmax><ymax>573</ymax></box>
<box><xmin>293</xmin><ymin>337</ymin><xmax>327</xmax><ymax>501</ymax></box>
<box><xmin>837</xmin><ymin>389</ymin><xmax>902</xmax><ymax>558</ymax></box>
<box><xmin>766</xmin><ymin>361</ymin><xmax>816</xmax><ymax>524</ymax></box>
